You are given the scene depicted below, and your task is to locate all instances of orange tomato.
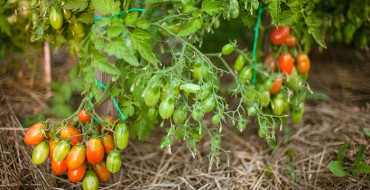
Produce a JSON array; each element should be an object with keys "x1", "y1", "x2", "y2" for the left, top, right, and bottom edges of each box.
[
  {"x1": 102, "y1": 133, "x2": 115, "y2": 154},
  {"x1": 284, "y1": 35, "x2": 296, "y2": 47},
  {"x1": 68, "y1": 162, "x2": 87, "y2": 183},
  {"x1": 296, "y1": 54, "x2": 311, "y2": 74},
  {"x1": 278, "y1": 53, "x2": 294, "y2": 75},
  {"x1": 60, "y1": 124, "x2": 83, "y2": 145},
  {"x1": 269, "y1": 77, "x2": 283, "y2": 94},
  {"x1": 66, "y1": 145, "x2": 86, "y2": 170},
  {"x1": 78, "y1": 109, "x2": 92, "y2": 122},
  {"x1": 264, "y1": 54, "x2": 276, "y2": 71},
  {"x1": 49, "y1": 139, "x2": 58, "y2": 159},
  {"x1": 86, "y1": 138, "x2": 104, "y2": 165},
  {"x1": 51, "y1": 158, "x2": 68, "y2": 175},
  {"x1": 92, "y1": 161, "x2": 111, "y2": 183},
  {"x1": 24, "y1": 122, "x2": 46, "y2": 146}
]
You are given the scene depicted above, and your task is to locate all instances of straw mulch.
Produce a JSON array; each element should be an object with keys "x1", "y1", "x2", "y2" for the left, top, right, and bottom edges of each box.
[{"x1": 0, "y1": 47, "x2": 369, "y2": 189}]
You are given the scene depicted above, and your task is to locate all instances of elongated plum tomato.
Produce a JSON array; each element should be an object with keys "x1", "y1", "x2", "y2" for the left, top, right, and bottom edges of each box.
[
  {"x1": 60, "y1": 124, "x2": 82, "y2": 145},
  {"x1": 114, "y1": 123, "x2": 129, "y2": 150},
  {"x1": 78, "y1": 109, "x2": 91, "y2": 122},
  {"x1": 103, "y1": 133, "x2": 115, "y2": 154},
  {"x1": 83, "y1": 170, "x2": 99, "y2": 190},
  {"x1": 272, "y1": 96, "x2": 286, "y2": 116},
  {"x1": 159, "y1": 96, "x2": 175, "y2": 119},
  {"x1": 106, "y1": 150, "x2": 121, "y2": 173},
  {"x1": 144, "y1": 84, "x2": 160, "y2": 107},
  {"x1": 92, "y1": 162, "x2": 111, "y2": 183},
  {"x1": 25, "y1": 122, "x2": 46, "y2": 146},
  {"x1": 222, "y1": 43, "x2": 236, "y2": 55},
  {"x1": 66, "y1": 145, "x2": 86, "y2": 170},
  {"x1": 296, "y1": 54, "x2": 311, "y2": 74},
  {"x1": 68, "y1": 162, "x2": 87, "y2": 183},
  {"x1": 32, "y1": 140, "x2": 49, "y2": 165},
  {"x1": 51, "y1": 159, "x2": 68, "y2": 175},
  {"x1": 234, "y1": 54, "x2": 246, "y2": 72},
  {"x1": 53, "y1": 140, "x2": 70, "y2": 162},
  {"x1": 284, "y1": 35, "x2": 297, "y2": 47},
  {"x1": 49, "y1": 7, "x2": 63, "y2": 30},
  {"x1": 264, "y1": 54, "x2": 276, "y2": 71},
  {"x1": 278, "y1": 53, "x2": 294, "y2": 75},
  {"x1": 269, "y1": 77, "x2": 283, "y2": 94},
  {"x1": 86, "y1": 138, "x2": 104, "y2": 165},
  {"x1": 49, "y1": 139, "x2": 58, "y2": 159},
  {"x1": 270, "y1": 26, "x2": 290, "y2": 45}
]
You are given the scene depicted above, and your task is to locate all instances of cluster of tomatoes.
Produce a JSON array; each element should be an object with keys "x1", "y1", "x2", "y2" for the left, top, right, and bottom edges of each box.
[
  {"x1": 24, "y1": 109, "x2": 129, "y2": 190},
  {"x1": 223, "y1": 25, "x2": 311, "y2": 126}
]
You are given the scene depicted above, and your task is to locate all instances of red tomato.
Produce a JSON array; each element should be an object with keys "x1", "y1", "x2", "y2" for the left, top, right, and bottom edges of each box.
[
  {"x1": 78, "y1": 109, "x2": 91, "y2": 122},
  {"x1": 270, "y1": 26, "x2": 290, "y2": 45},
  {"x1": 68, "y1": 162, "x2": 87, "y2": 183},
  {"x1": 51, "y1": 158, "x2": 68, "y2": 175},
  {"x1": 60, "y1": 124, "x2": 83, "y2": 145},
  {"x1": 49, "y1": 139, "x2": 58, "y2": 159},
  {"x1": 284, "y1": 35, "x2": 296, "y2": 47},
  {"x1": 86, "y1": 138, "x2": 104, "y2": 165},
  {"x1": 24, "y1": 122, "x2": 46, "y2": 146},
  {"x1": 92, "y1": 161, "x2": 111, "y2": 183},
  {"x1": 278, "y1": 53, "x2": 294, "y2": 75},
  {"x1": 269, "y1": 77, "x2": 283, "y2": 94},
  {"x1": 296, "y1": 54, "x2": 311, "y2": 74},
  {"x1": 102, "y1": 133, "x2": 115, "y2": 154},
  {"x1": 264, "y1": 54, "x2": 276, "y2": 71},
  {"x1": 66, "y1": 145, "x2": 86, "y2": 170}
]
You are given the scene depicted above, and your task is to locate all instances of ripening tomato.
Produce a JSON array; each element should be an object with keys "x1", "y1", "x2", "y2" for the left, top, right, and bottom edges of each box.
[
  {"x1": 66, "y1": 145, "x2": 86, "y2": 170},
  {"x1": 32, "y1": 140, "x2": 49, "y2": 165},
  {"x1": 86, "y1": 138, "x2": 104, "y2": 165},
  {"x1": 144, "y1": 84, "x2": 161, "y2": 107},
  {"x1": 92, "y1": 162, "x2": 111, "y2": 183},
  {"x1": 51, "y1": 159, "x2": 68, "y2": 175},
  {"x1": 49, "y1": 7, "x2": 63, "y2": 30},
  {"x1": 222, "y1": 43, "x2": 236, "y2": 55},
  {"x1": 114, "y1": 123, "x2": 129, "y2": 150},
  {"x1": 278, "y1": 53, "x2": 294, "y2": 75},
  {"x1": 296, "y1": 54, "x2": 311, "y2": 74},
  {"x1": 83, "y1": 170, "x2": 99, "y2": 190},
  {"x1": 60, "y1": 124, "x2": 82, "y2": 145},
  {"x1": 53, "y1": 140, "x2": 71, "y2": 162},
  {"x1": 25, "y1": 122, "x2": 46, "y2": 146},
  {"x1": 106, "y1": 150, "x2": 121, "y2": 173},
  {"x1": 284, "y1": 35, "x2": 297, "y2": 47},
  {"x1": 68, "y1": 162, "x2": 87, "y2": 183},
  {"x1": 78, "y1": 109, "x2": 91, "y2": 122},
  {"x1": 270, "y1": 26, "x2": 290, "y2": 45},
  {"x1": 264, "y1": 54, "x2": 276, "y2": 71},
  {"x1": 173, "y1": 108, "x2": 188, "y2": 124},
  {"x1": 103, "y1": 133, "x2": 115, "y2": 154},
  {"x1": 49, "y1": 139, "x2": 58, "y2": 159},
  {"x1": 269, "y1": 77, "x2": 283, "y2": 94},
  {"x1": 159, "y1": 96, "x2": 175, "y2": 119}
]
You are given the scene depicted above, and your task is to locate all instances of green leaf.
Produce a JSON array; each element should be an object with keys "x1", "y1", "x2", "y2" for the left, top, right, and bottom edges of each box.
[
  {"x1": 92, "y1": 51, "x2": 121, "y2": 75},
  {"x1": 328, "y1": 161, "x2": 347, "y2": 177},
  {"x1": 354, "y1": 144, "x2": 365, "y2": 165},
  {"x1": 130, "y1": 115, "x2": 154, "y2": 141},
  {"x1": 286, "y1": 0, "x2": 302, "y2": 12},
  {"x1": 201, "y1": 0, "x2": 224, "y2": 16},
  {"x1": 267, "y1": 0, "x2": 281, "y2": 25},
  {"x1": 136, "y1": 19, "x2": 150, "y2": 29},
  {"x1": 92, "y1": 0, "x2": 120, "y2": 16},
  {"x1": 338, "y1": 141, "x2": 351, "y2": 162},
  {"x1": 47, "y1": 104, "x2": 74, "y2": 118},
  {"x1": 107, "y1": 26, "x2": 122, "y2": 39},
  {"x1": 0, "y1": 15, "x2": 11, "y2": 36},
  {"x1": 352, "y1": 162, "x2": 370, "y2": 174},
  {"x1": 130, "y1": 30, "x2": 158, "y2": 66},
  {"x1": 178, "y1": 18, "x2": 203, "y2": 37},
  {"x1": 305, "y1": 15, "x2": 321, "y2": 27},
  {"x1": 160, "y1": 136, "x2": 174, "y2": 149},
  {"x1": 279, "y1": 10, "x2": 300, "y2": 25},
  {"x1": 308, "y1": 26, "x2": 327, "y2": 48},
  {"x1": 63, "y1": 0, "x2": 89, "y2": 11},
  {"x1": 121, "y1": 101, "x2": 135, "y2": 118},
  {"x1": 125, "y1": 11, "x2": 138, "y2": 26},
  {"x1": 363, "y1": 128, "x2": 370, "y2": 137},
  {"x1": 77, "y1": 11, "x2": 94, "y2": 24},
  {"x1": 103, "y1": 38, "x2": 140, "y2": 66}
]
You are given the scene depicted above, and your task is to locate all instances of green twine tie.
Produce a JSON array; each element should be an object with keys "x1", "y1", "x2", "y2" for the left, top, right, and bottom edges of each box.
[
  {"x1": 251, "y1": 5, "x2": 269, "y2": 84},
  {"x1": 94, "y1": 8, "x2": 146, "y2": 31}
]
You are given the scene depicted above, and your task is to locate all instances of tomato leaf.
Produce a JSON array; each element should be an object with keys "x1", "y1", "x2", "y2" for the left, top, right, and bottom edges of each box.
[
  {"x1": 328, "y1": 161, "x2": 347, "y2": 177},
  {"x1": 63, "y1": 0, "x2": 89, "y2": 11},
  {"x1": 178, "y1": 18, "x2": 203, "y2": 37},
  {"x1": 92, "y1": 0, "x2": 120, "y2": 16},
  {"x1": 201, "y1": 0, "x2": 224, "y2": 16},
  {"x1": 338, "y1": 141, "x2": 351, "y2": 162},
  {"x1": 136, "y1": 19, "x2": 150, "y2": 29},
  {"x1": 130, "y1": 115, "x2": 154, "y2": 141},
  {"x1": 130, "y1": 30, "x2": 158, "y2": 66},
  {"x1": 103, "y1": 38, "x2": 140, "y2": 67},
  {"x1": 0, "y1": 15, "x2": 11, "y2": 36},
  {"x1": 267, "y1": 0, "x2": 281, "y2": 25},
  {"x1": 125, "y1": 12, "x2": 138, "y2": 26},
  {"x1": 279, "y1": 10, "x2": 300, "y2": 26},
  {"x1": 352, "y1": 162, "x2": 370, "y2": 174},
  {"x1": 308, "y1": 26, "x2": 327, "y2": 48},
  {"x1": 92, "y1": 51, "x2": 121, "y2": 75},
  {"x1": 77, "y1": 11, "x2": 94, "y2": 24}
]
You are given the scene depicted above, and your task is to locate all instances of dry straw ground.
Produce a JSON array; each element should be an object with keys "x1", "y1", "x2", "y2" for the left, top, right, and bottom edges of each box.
[{"x1": 0, "y1": 47, "x2": 369, "y2": 189}]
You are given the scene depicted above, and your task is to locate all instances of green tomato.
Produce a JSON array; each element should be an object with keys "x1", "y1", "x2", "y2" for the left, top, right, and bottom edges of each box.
[
  {"x1": 271, "y1": 96, "x2": 286, "y2": 116},
  {"x1": 192, "y1": 127, "x2": 204, "y2": 141},
  {"x1": 144, "y1": 84, "x2": 161, "y2": 107},
  {"x1": 221, "y1": 43, "x2": 236, "y2": 55},
  {"x1": 175, "y1": 126, "x2": 184, "y2": 140},
  {"x1": 191, "y1": 108, "x2": 204, "y2": 121},
  {"x1": 147, "y1": 107, "x2": 158, "y2": 121},
  {"x1": 53, "y1": 140, "x2": 70, "y2": 162},
  {"x1": 83, "y1": 170, "x2": 99, "y2": 190},
  {"x1": 63, "y1": 9, "x2": 72, "y2": 20},
  {"x1": 49, "y1": 7, "x2": 63, "y2": 30},
  {"x1": 213, "y1": 19, "x2": 220, "y2": 29},
  {"x1": 200, "y1": 96, "x2": 216, "y2": 113},
  {"x1": 231, "y1": 9, "x2": 239, "y2": 19},
  {"x1": 258, "y1": 91, "x2": 270, "y2": 108},
  {"x1": 182, "y1": 83, "x2": 201, "y2": 93},
  {"x1": 71, "y1": 22, "x2": 86, "y2": 39},
  {"x1": 106, "y1": 150, "x2": 121, "y2": 173},
  {"x1": 159, "y1": 96, "x2": 175, "y2": 119},
  {"x1": 173, "y1": 108, "x2": 188, "y2": 124},
  {"x1": 192, "y1": 64, "x2": 206, "y2": 81},
  {"x1": 248, "y1": 106, "x2": 257, "y2": 116},
  {"x1": 234, "y1": 54, "x2": 246, "y2": 72},
  {"x1": 239, "y1": 66, "x2": 253, "y2": 84},
  {"x1": 114, "y1": 123, "x2": 129, "y2": 150},
  {"x1": 32, "y1": 140, "x2": 49, "y2": 165},
  {"x1": 292, "y1": 110, "x2": 303, "y2": 124},
  {"x1": 211, "y1": 115, "x2": 221, "y2": 124},
  {"x1": 196, "y1": 84, "x2": 211, "y2": 100}
]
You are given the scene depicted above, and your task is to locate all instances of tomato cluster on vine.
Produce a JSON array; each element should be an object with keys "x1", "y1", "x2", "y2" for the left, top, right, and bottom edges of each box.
[{"x1": 24, "y1": 109, "x2": 129, "y2": 190}]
